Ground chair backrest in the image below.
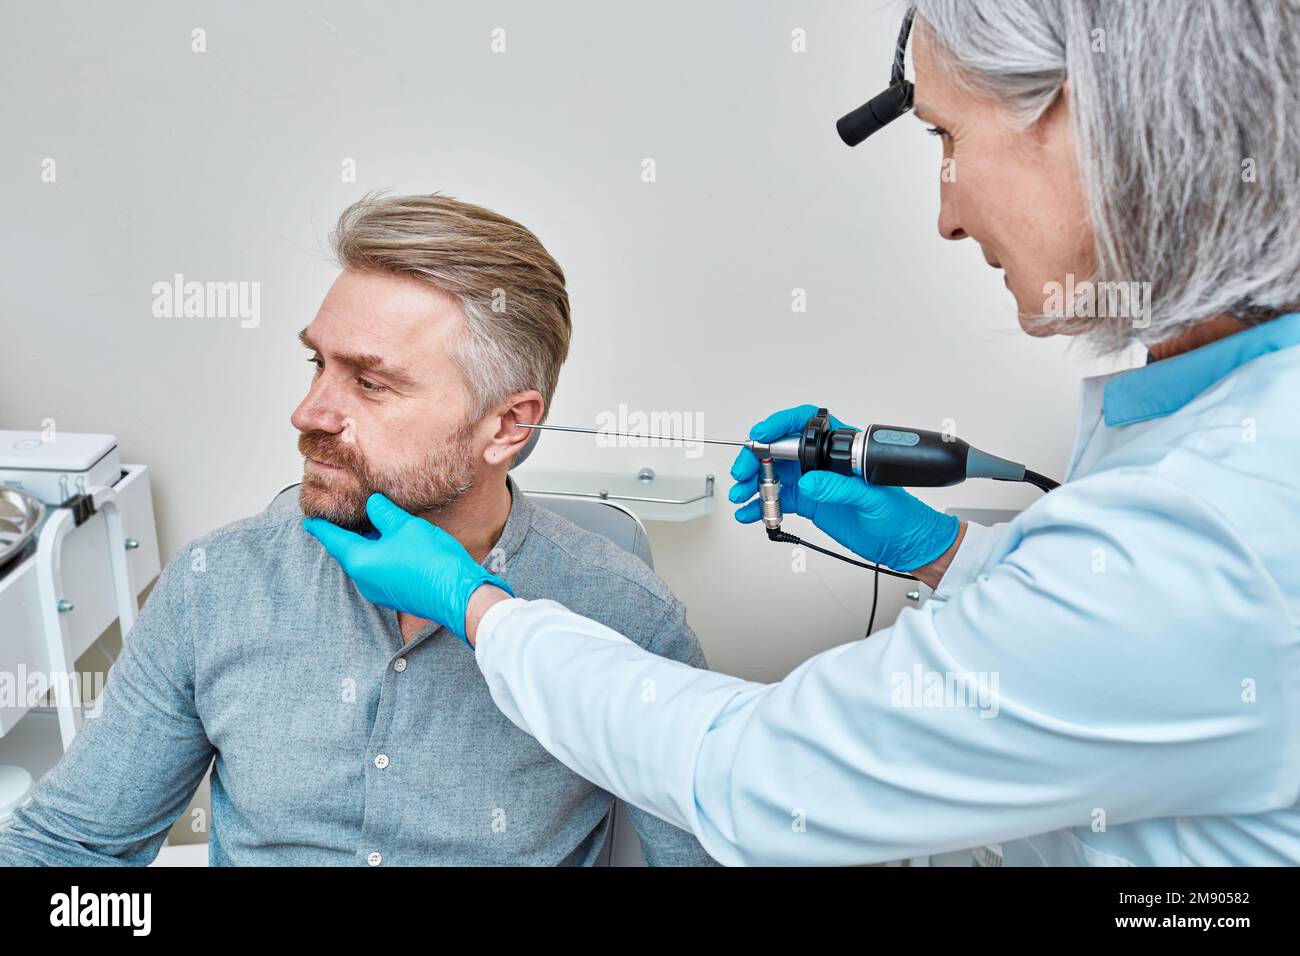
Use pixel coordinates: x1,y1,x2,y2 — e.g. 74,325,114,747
525,492,653,569
522,493,650,867
277,481,649,867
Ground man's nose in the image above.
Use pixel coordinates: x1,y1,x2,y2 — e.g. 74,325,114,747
290,381,347,434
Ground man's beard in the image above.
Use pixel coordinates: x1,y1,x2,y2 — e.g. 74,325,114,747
297,418,479,533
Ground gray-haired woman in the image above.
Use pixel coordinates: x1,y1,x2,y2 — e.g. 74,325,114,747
307,1,1300,865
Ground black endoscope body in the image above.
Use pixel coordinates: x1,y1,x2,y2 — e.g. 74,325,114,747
757,409,1059,586
787,408,1037,488
798,409,967,487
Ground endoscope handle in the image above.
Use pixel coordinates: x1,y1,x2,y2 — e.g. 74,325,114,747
793,409,1028,488
857,425,970,487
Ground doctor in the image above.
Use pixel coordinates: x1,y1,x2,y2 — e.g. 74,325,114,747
305,0,1300,866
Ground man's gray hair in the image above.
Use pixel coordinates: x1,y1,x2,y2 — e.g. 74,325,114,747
912,0,1300,353
332,192,571,422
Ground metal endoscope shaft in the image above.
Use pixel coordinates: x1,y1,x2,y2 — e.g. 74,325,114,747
514,422,745,447
513,423,800,459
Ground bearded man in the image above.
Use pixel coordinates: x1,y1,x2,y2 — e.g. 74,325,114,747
0,193,716,867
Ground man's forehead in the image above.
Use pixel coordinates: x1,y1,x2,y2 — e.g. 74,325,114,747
301,271,469,387
325,269,461,333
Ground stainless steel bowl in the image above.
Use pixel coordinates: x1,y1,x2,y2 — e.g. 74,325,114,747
0,488,46,571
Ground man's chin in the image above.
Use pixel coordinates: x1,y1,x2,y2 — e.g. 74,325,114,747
298,483,374,533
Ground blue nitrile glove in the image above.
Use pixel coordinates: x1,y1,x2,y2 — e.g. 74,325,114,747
729,404,960,572
302,492,514,645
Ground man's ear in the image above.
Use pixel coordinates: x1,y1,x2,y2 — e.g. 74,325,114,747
484,391,545,466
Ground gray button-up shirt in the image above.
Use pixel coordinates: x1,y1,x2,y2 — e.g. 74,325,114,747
0,476,716,866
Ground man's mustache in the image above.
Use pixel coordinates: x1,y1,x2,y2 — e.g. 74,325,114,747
298,430,364,473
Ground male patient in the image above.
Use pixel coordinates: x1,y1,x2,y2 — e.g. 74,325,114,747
0,193,716,866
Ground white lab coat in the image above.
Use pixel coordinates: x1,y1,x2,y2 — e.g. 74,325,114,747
475,314,1300,865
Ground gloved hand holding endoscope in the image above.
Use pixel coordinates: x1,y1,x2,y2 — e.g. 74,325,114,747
729,404,960,572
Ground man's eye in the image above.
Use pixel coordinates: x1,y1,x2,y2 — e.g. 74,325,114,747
357,378,387,394
308,357,323,371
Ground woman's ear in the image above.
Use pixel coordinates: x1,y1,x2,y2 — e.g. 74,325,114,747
484,391,545,465
1031,79,1072,149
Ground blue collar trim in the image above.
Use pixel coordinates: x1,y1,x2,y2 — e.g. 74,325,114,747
1103,312,1300,427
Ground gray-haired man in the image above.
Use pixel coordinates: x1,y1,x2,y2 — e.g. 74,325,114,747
0,193,718,866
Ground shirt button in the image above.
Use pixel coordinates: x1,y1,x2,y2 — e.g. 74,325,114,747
393,657,407,673
374,754,389,769
367,851,382,866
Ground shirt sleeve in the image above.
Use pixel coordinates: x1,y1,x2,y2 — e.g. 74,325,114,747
474,472,1300,866
0,555,215,866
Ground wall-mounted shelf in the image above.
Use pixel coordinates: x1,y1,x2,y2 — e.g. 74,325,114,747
515,467,714,523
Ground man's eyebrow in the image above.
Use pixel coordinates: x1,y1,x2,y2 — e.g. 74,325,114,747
297,326,419,389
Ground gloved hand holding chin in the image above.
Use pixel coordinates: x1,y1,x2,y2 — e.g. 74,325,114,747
303,492,514,645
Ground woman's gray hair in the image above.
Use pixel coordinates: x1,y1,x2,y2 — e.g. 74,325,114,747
911,0,1300,354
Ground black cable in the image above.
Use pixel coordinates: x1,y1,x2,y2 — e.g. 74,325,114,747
866,563,881,636
1023,469,1060,493
766,528,918,580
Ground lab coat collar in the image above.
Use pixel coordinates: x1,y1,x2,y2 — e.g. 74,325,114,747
1102,311,1300,427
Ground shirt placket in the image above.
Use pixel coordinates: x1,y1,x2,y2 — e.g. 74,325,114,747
356,614,439,866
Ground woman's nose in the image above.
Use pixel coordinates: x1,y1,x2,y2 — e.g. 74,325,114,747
937,181,967,242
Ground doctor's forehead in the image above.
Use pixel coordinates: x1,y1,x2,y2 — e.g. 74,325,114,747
911,72,960,126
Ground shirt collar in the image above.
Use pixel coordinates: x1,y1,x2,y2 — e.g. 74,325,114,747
1103,311,1300,427
493,473,534,567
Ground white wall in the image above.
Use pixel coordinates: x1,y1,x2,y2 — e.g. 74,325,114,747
1,0,1135,684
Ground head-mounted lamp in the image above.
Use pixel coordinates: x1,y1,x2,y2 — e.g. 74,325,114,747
836,8,916,146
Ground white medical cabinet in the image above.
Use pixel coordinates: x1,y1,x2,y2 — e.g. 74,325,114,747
0,430,160,819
